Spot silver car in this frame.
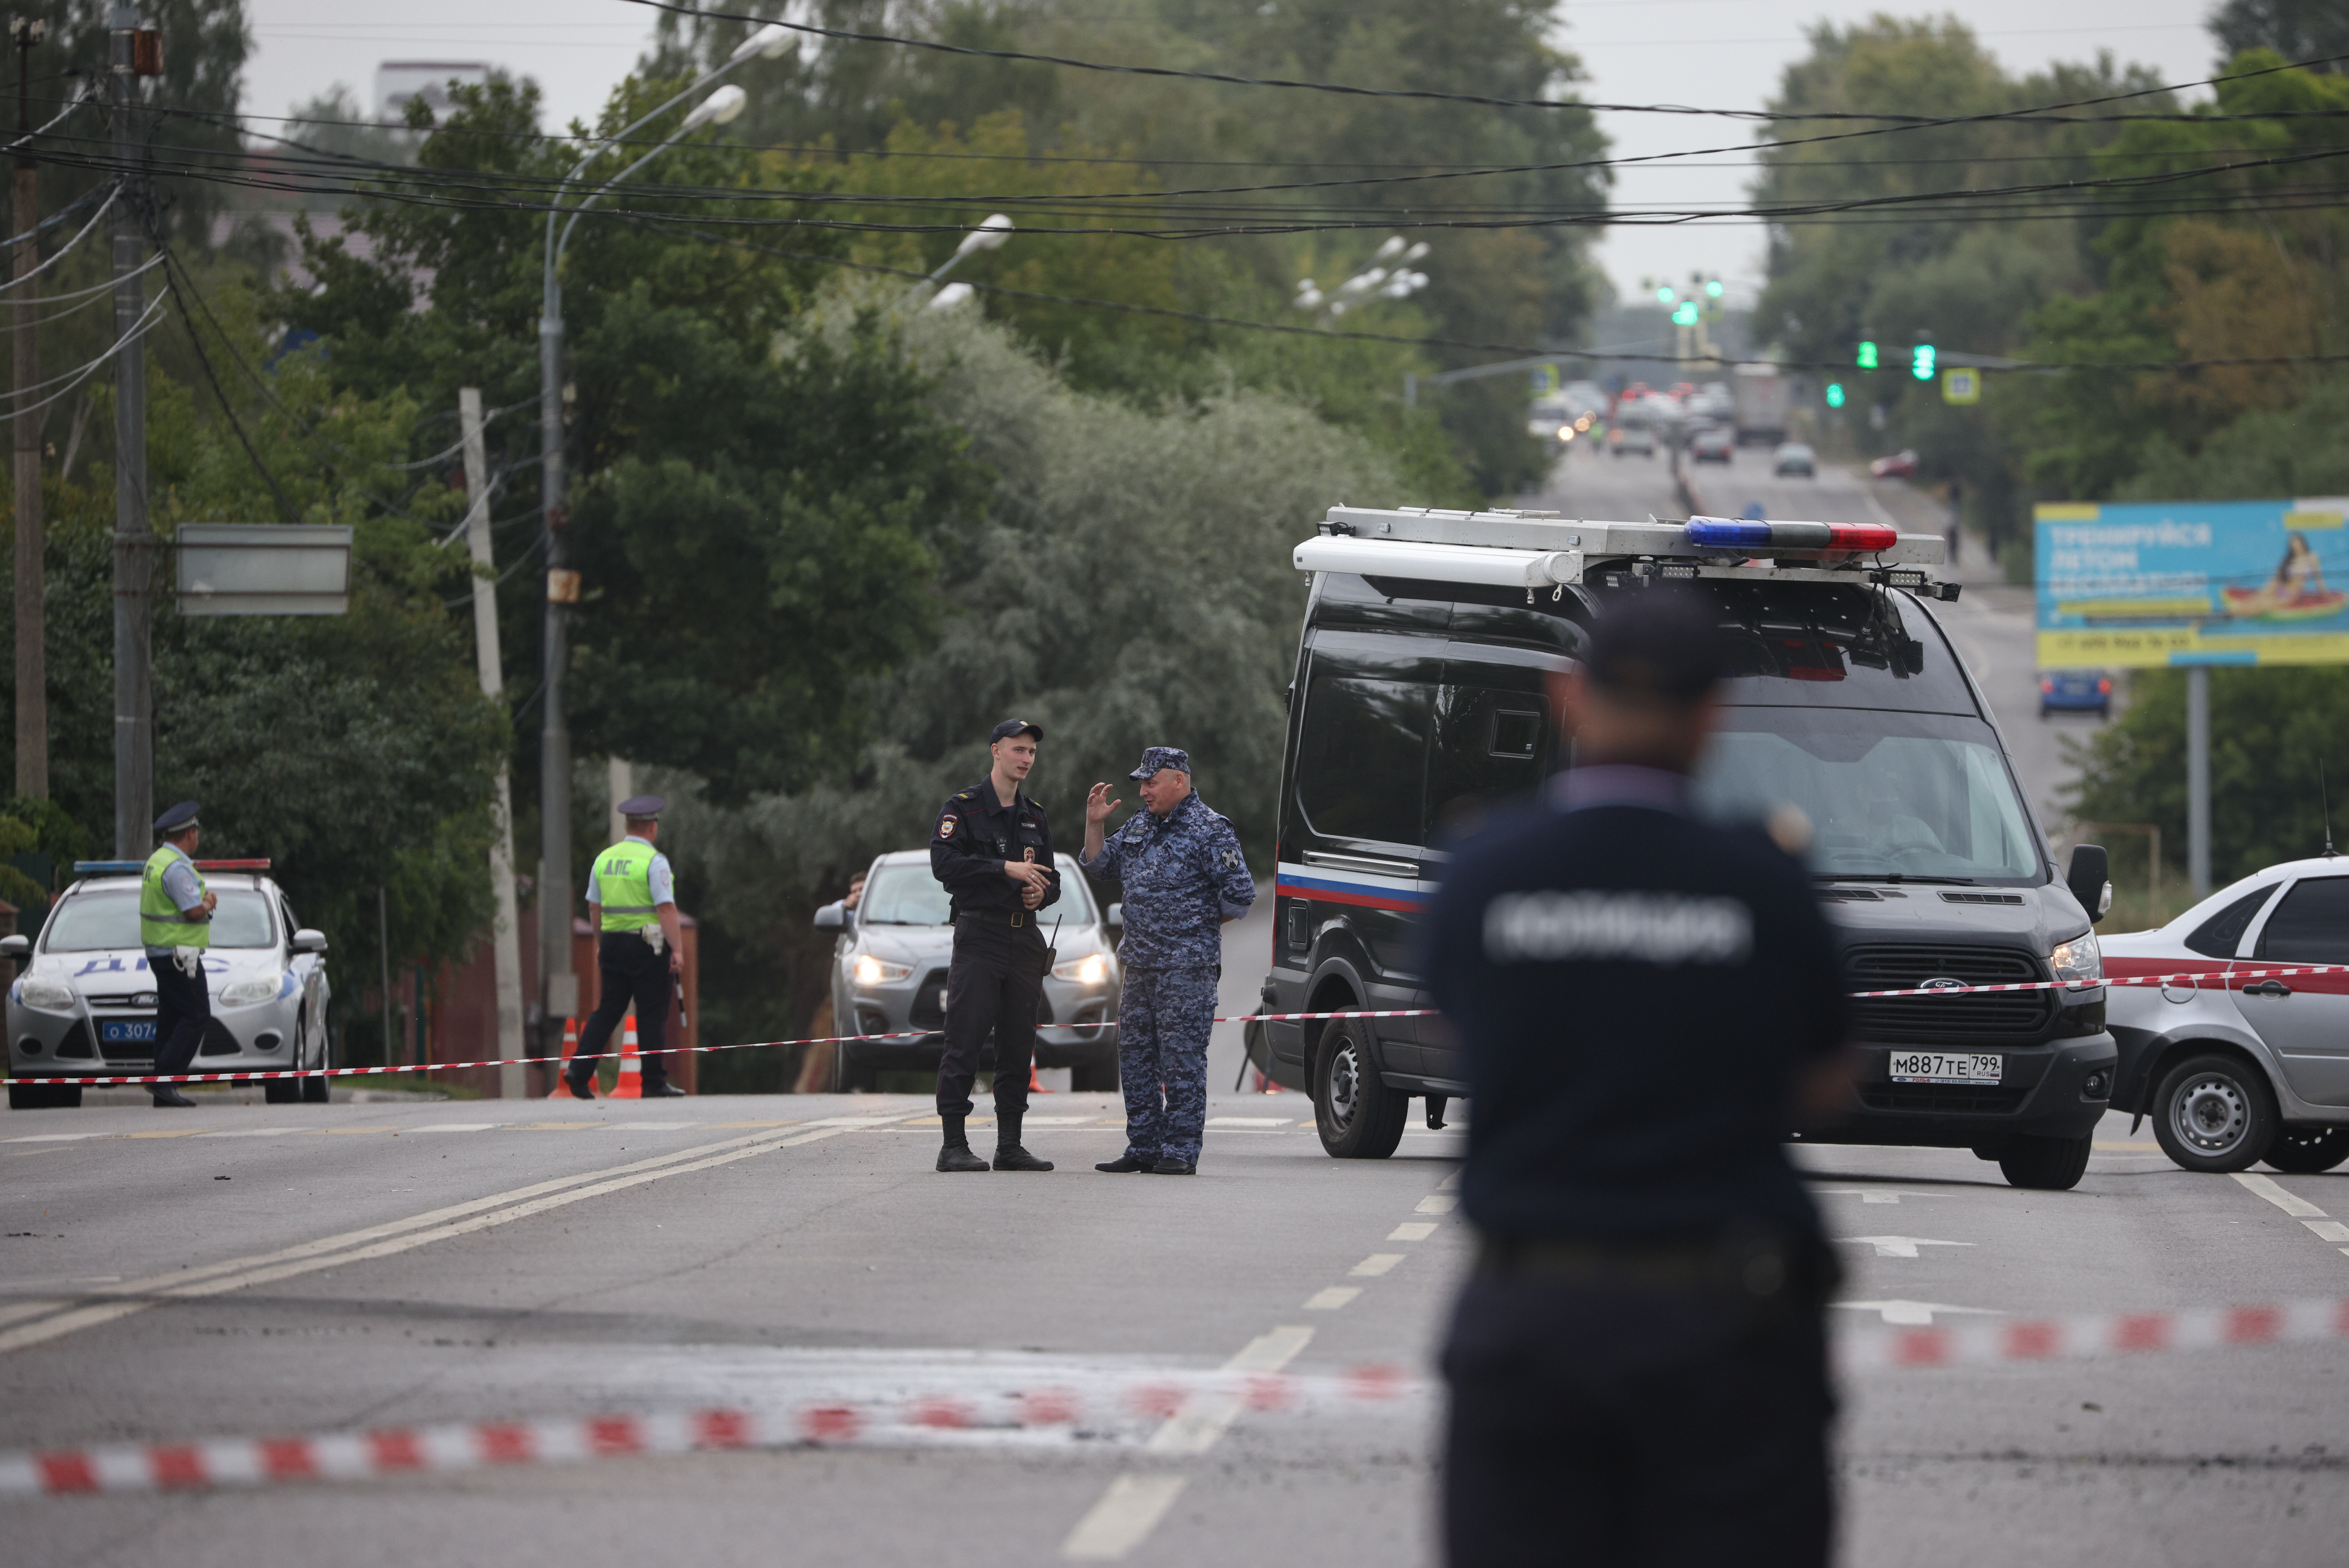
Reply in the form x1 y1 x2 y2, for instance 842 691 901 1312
4 863 333 1110
814 850 1122 1091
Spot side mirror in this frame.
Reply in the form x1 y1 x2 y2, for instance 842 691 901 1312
1105 903 1123 929
2065 845 2112 925
291 928 328 955
0 934 28 962
814 903 844 931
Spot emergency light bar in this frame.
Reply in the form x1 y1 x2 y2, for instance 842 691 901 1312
71 859 272 875
1683 517 1898 554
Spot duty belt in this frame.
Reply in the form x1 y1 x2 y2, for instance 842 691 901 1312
1476 1230 1817 1301
956 908 1041 929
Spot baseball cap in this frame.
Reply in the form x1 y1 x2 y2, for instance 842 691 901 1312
991 718 1044 743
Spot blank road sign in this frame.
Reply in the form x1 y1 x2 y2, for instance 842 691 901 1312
175 523 353 615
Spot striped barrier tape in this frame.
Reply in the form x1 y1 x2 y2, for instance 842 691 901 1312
9 1292 2346 1497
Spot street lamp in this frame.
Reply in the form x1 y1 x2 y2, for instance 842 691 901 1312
535 37 780 1035
916 213 1013 295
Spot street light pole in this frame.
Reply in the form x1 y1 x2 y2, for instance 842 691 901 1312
108 3 150 859
12 16 45 801
537 34 778 1038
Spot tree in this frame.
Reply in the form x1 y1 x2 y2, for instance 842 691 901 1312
2209 0 2349 71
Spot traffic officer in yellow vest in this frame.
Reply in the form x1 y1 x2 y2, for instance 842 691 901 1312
564 794 688 1098
142 800 216 1109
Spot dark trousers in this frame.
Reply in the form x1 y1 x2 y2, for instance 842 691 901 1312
571 932 674 1090
1442 1263 1835 1568
149 954 210 1083
936 913 1046 1122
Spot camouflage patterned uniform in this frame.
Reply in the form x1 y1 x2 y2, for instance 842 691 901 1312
1080 768 1256 1164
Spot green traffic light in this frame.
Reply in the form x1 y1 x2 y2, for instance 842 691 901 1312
1671 302 1699 326
1656 286 1676 304
1912 344 1937 381
1856 340 1878 370
1704 280 1723 298
1826 382 1846 409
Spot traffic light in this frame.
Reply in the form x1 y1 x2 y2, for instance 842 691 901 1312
1671 301 1699 327
1656 285 1676 304
1912 343 1937 381
1704 279 1724 298
1826 382 1846 409
1856 340 1878 370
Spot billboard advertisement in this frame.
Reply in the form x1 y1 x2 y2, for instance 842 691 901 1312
2035 498 2349 669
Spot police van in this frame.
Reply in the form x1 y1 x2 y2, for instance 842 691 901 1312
1256 505 2118 1191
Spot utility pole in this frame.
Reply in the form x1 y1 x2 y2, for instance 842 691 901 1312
107 4 153 857
2187 665 2211 899
538 268 577 1040
11 17 45 799
461 388 527 1098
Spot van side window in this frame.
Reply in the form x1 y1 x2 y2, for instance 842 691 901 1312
1296 675 1432 846
1428 687 1552 842
2184 883 2280 958
2255 878 2349 963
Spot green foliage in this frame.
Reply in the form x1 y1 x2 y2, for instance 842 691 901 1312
2117 375 2349 500
0 795 85 909
2069 666 2349 887
2208 0 2349 70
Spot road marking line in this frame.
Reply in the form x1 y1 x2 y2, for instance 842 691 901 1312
704 1119 804 1129
1840 1236 1974 1259
120 1130 204 1139
0 1300 68 1330
1349 1254 1403 1277
1061 1475 1188 1561
409 1123 500 1133
2234 1172 2328 1218
1436 1172 1460 1191
1414 1195 1457 1215
1304 1287 1362 1311
604 1121 695 1130
2305 1220 2349 1244
509 1122 602 1131
0 1124 881 1355
1835 1299 2002 1326
1204 1117 1287 1128
1387 1222 1436 1241
1145 1325 1314 1457
192 1129 302 1139
0 1133 95 1144
1813 1189 1927 1205
304 1128 393 1135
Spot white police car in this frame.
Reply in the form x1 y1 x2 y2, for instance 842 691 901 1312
3 860 332 1109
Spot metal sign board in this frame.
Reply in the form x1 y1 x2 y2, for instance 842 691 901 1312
175 524 352 616
2035 498 2349 669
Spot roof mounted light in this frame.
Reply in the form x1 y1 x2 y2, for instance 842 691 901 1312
1685 517 1897 554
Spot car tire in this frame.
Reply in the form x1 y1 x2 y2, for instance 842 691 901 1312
303 1020 333 1103
834 1043 875 1093
1312 1016 1407 1160
1998 1133 2093 1190
263 1071 302 1104
2153 1052 2278 1173
7 1079 81 1110
1071 1057 1121 1092
2263 1125 2349 1174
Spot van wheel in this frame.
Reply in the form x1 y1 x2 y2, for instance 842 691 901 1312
2264 1126 2349 1174
1998 1133 2092 1190
1314 1017 1407 1160
2153 1052 2277 1173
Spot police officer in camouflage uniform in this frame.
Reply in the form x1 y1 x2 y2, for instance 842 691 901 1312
1080 747 1256 1175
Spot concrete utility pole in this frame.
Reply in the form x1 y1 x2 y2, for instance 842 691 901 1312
12 17 45 800
461 388 527 1098
107 4 151 857
2187 665 2211 899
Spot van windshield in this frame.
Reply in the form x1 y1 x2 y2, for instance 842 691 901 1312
1693 709 2041 882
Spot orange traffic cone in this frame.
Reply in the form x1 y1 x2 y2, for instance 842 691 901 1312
554 1017 583 1097
1029 1061 1051 1093
610 1014 643 1100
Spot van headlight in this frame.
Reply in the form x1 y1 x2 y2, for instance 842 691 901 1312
2050 932 2103 985
18 976 73 1011
1052 953 1110 986
851 954 912 987
218 974 285 1007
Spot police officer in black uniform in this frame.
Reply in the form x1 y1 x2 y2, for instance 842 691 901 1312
1422 588 1857 1568
928 719 1060 1174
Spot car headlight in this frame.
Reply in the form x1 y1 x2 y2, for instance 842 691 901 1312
2050 932 2103 985
18 976 73 1010
1052 953 1110 986
218 974 285 1007
851 954 913 986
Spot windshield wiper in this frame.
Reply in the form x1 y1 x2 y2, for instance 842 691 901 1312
1814 873 1978 885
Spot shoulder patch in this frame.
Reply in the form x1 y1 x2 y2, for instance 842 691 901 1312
1220 846 1242 869
937 814 957 837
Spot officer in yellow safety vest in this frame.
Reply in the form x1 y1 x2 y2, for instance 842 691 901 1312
141 800 216 1108
564 795 688 1098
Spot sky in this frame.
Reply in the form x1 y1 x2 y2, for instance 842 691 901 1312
241 0 2226 305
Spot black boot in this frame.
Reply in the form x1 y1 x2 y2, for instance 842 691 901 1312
992 1111 1054 1172
152 1087 197 1108
936 1113 988 1173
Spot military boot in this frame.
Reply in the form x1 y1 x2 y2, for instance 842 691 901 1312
936 1113 989 1173
992 1110 1054 1172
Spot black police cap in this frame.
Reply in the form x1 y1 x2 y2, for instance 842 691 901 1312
617 794 667 820
991 718 1044 743
1585 586 1727 704
154 799 201 835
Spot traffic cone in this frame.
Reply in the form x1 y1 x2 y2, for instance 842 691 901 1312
554 1017 583 1097
1029 1061 1051 1093
610 1014 643 1100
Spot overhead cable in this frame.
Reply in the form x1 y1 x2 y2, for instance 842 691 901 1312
0 182 120 292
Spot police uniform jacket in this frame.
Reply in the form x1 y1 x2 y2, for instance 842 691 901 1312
1078 792 1254 968
931 778 1061 918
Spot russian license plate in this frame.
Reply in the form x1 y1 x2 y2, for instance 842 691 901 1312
98 1018 158 1044
1889 1051 2002 1086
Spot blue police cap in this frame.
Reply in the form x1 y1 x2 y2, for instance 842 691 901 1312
991 718 1044 743
1128 746 1192 780
617 794 667 820
153 800 201 835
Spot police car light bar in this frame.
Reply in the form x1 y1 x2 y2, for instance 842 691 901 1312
196 860 271 872
71 859 272 875
1292 533 1584 590
1683 517 1898 554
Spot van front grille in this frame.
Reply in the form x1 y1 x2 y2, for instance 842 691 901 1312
1846 945 2052 1043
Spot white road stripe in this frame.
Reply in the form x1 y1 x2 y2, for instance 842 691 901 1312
1349 1254 1403 1277
1061 1475 1189 1561
1144 1325 1316 1457
1387 1222 1436 1242
1303 1287 1362 1311
1840 1236 1974 1259
2234 1171 2328 1219
1414 1195 1457 1215
2305 1220 2349 1244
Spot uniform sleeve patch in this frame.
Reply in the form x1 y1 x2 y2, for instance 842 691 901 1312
1220 847 1242 869
938 815 957 837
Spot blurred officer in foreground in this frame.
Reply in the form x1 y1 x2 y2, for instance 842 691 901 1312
565 795 687 1099
1423 588 1855 1568
930 720 1059 1173
1080 747 1255 1176
142 800 215 1109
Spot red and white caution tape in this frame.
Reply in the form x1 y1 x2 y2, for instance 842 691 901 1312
1837 1294 2349 1372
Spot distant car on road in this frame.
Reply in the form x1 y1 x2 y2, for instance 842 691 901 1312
2039 670 2112 719
1608 423 1656 459
814 849 1121 1092
1772 441 1816 477
1688 426 1734 464
4 861 333 1109
2103 858 2349 1174
1869 450 1921 479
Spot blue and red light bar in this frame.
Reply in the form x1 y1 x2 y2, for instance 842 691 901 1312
1684 517 1898 554
72 859 272 875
